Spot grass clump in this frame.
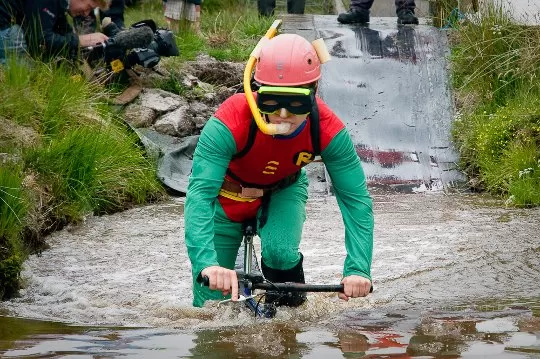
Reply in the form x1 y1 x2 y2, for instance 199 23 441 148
450 3 540 206
0 59 165 298
24 125 162 222
0 165 27 300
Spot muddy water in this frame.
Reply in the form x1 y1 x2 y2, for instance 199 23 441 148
1 192 540 357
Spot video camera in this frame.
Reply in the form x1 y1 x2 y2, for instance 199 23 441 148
83 19 179 74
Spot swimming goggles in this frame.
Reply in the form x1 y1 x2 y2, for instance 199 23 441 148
257 86 315 115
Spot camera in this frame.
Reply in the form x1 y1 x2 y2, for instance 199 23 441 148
83 19 179 73
124 27 179 70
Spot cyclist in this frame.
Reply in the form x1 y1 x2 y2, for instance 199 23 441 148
184 33 373 308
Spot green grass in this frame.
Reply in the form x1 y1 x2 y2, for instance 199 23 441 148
24 124 162 221
0 165 26 300
450 3 540 206
0 58 165 297
450 7 539 106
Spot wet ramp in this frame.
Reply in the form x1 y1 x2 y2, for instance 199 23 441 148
283 15 464 193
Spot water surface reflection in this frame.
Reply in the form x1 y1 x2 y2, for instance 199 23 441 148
2 304 540 357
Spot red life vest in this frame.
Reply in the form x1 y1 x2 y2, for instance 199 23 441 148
213 93 344 222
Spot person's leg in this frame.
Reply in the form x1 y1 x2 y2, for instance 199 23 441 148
182 2 200 33
395 0 415 11
164 0 182 32
287 0 305 14
0 25 28 66
192 4 201 32
337 0 373 24
191 202 244 307
396 0 418 24
351 0 375 10
257 0 276 17
257 172 309 306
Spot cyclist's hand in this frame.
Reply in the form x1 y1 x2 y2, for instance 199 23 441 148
201 266 239 300
339 275 371 301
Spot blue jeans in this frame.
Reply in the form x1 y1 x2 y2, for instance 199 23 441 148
0 25 27 65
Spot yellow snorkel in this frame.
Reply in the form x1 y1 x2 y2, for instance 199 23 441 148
243 20 291 135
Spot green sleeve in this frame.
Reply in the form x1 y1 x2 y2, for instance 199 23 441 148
184 117 237 277
321 129 374 280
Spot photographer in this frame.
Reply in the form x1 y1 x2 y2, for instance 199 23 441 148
23 0 111 61
74 0 125 35
0 0 26 65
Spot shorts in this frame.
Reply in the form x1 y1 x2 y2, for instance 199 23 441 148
164 0 198 22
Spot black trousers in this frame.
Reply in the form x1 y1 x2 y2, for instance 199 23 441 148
257 0 305 16
350 0 416 12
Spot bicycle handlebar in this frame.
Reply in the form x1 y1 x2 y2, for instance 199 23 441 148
198 275 344 293
252 282 344 293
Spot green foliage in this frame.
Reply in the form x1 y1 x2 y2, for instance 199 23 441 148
0 60 40 127
124 0 168 27
450 4 540 106
0 61 106 134
39 66 104 137
0 165 27 242
24 125 164 221
176 31 208 61
450 2 540 206
0 254 22 300
453 92 540 206
0 45 166 299
155 72 189 95
0 166 26 300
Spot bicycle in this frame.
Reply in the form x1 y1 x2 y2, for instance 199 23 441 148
198 219 345 318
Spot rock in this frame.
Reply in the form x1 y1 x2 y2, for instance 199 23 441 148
188 102 212 130
182 74 199 88
124 105 157 128
154 105 195 137
0 117 41 149
140 88 186 113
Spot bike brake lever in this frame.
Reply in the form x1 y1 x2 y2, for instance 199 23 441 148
218 294 257 307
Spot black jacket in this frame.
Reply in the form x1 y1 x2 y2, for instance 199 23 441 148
23 0 79 59
0 0 23 30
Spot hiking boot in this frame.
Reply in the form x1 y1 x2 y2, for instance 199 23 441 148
261 254 307 307
337 8 370 24
397 9 419 25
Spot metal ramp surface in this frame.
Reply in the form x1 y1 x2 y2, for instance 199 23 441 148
282 15 465 194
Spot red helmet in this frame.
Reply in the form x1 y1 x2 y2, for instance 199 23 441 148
254 34 321 86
